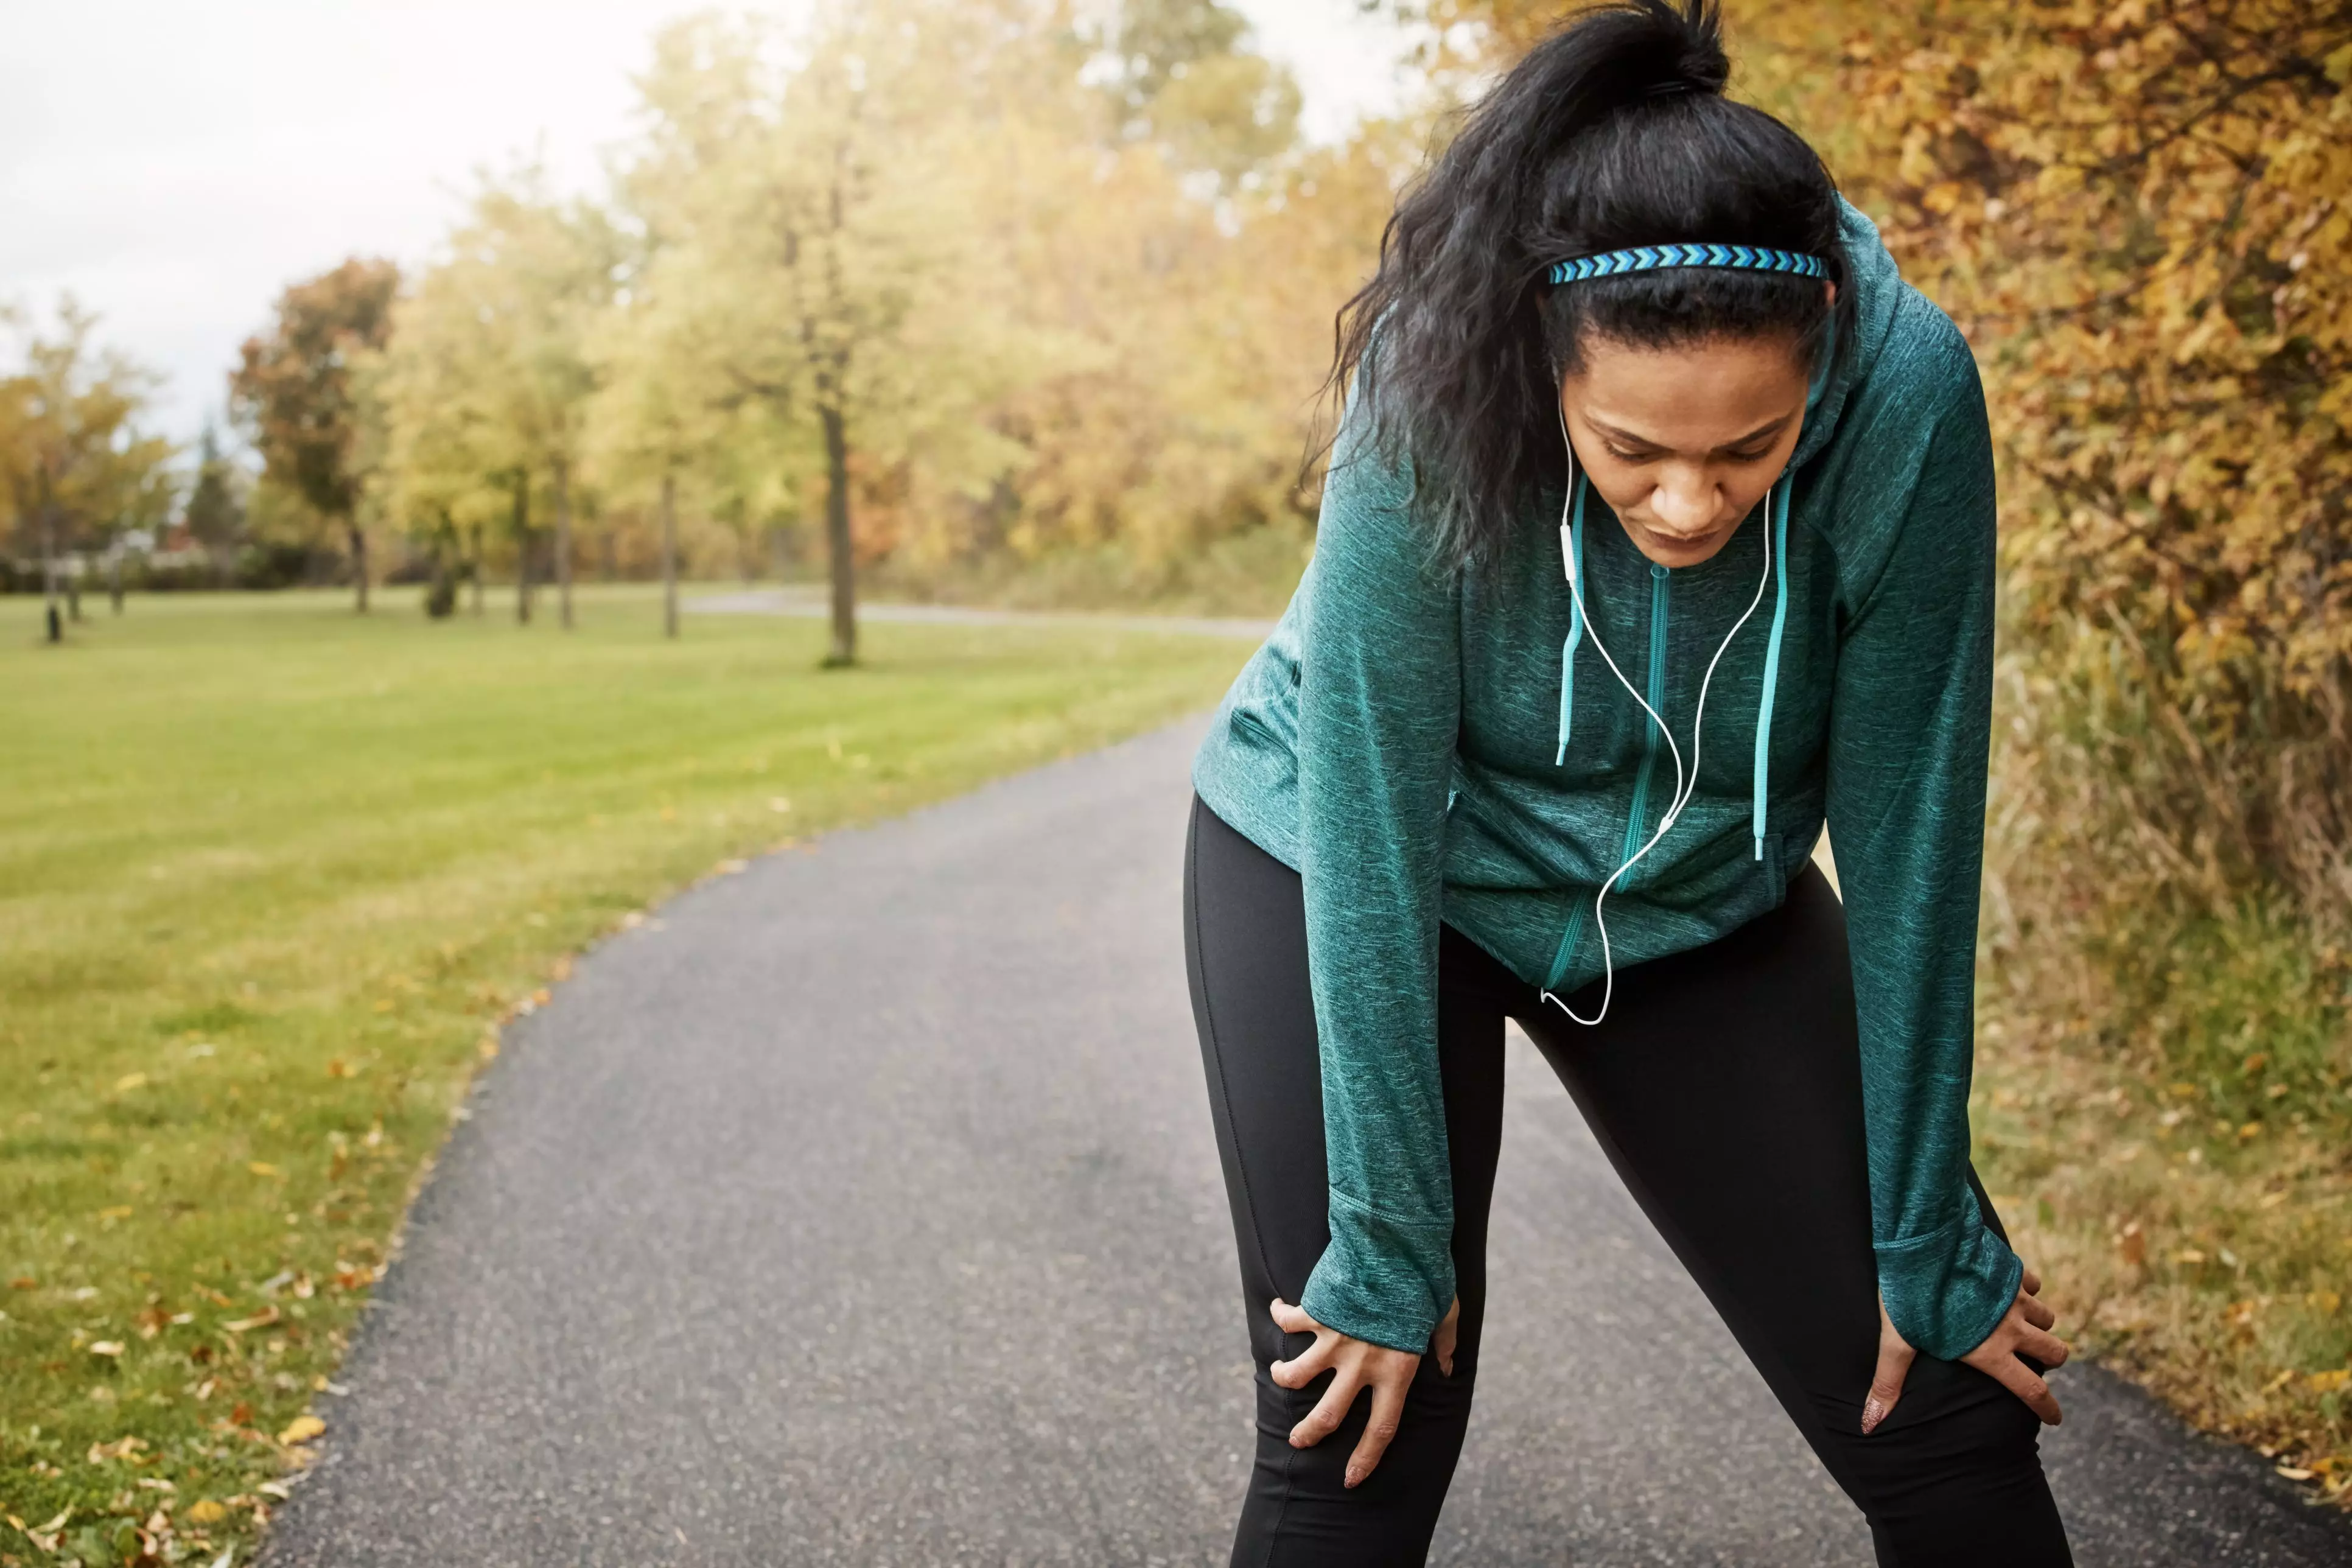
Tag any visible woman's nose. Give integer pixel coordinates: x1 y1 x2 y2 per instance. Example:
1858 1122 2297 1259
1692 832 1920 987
1649 479 1716 537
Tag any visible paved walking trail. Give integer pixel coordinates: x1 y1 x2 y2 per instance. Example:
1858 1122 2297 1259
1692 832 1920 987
267 715 2352 1566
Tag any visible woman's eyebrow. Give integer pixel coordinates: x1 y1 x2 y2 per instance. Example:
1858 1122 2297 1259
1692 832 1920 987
1590 413 1794 453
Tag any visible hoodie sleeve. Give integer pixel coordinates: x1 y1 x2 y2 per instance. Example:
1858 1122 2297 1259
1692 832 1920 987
1292 385 1463 1356
1825 334 2023 1362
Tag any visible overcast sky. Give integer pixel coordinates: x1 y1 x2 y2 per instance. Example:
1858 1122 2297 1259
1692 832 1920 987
0 0 1414 447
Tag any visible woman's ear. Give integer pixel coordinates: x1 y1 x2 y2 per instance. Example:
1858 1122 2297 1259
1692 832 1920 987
1825 282 1839 308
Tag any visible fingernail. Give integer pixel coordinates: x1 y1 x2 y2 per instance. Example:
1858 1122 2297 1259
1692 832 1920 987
1344 1469 1360 1489
1860 1397 1885 1435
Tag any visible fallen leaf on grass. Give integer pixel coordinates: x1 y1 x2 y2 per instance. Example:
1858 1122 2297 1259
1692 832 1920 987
247 1162 281 1178
220 1306 279 1334
2308 1368 2351 1393
114 1073 149 1093
256 1481 291 1500
184 1500 228 1526
89 1340 126 1357
277 1415 324 1445
88 1436 147 1462
14 1507 71 1552
2279 1465 2317 1480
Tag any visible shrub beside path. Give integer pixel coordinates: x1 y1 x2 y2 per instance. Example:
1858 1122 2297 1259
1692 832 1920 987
265 717 2352 1566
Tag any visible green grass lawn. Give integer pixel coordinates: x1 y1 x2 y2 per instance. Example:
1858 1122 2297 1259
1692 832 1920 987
0 587 1250 1566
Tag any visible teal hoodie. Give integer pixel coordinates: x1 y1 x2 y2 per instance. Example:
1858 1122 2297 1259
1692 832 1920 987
1189 200 2020 1363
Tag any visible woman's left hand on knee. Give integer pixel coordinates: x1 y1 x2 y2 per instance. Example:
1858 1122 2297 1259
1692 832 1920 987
1860 1266 2070 1435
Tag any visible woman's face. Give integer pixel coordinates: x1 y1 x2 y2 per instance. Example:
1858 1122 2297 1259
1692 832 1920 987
1558 331 1813 569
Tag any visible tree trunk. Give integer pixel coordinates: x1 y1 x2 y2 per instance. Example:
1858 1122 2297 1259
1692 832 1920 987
660 471 679 641
513 477 533 626
553 455 575 631
349 522 369 613
41 507 61 643
821 401 855 668
108 550 124 614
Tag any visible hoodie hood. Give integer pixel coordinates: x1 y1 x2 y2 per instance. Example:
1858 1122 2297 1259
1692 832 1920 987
1790 197 1905 472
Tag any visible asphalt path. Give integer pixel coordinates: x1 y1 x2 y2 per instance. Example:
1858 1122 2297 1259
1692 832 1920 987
267 714 2352 1566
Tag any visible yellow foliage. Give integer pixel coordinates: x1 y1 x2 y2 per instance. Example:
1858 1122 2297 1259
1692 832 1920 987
1832 0 2352 921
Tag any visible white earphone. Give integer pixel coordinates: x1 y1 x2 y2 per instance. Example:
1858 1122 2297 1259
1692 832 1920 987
1538 407 1777 1026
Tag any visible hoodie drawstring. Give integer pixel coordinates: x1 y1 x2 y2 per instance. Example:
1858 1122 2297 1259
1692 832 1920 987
1752 469 1793 861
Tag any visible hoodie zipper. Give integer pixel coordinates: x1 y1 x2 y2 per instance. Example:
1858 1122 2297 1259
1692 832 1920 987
1617 562 1673 887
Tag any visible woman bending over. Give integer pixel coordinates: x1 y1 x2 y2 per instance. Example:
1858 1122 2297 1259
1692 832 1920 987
1182 2 2074 1562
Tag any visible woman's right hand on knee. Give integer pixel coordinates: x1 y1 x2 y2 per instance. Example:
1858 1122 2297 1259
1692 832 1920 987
1267 1295 1461 1488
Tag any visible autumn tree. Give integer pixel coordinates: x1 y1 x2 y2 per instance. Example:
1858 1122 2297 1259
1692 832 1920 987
939 0 1384 590
1104 0 1303 184
1829 1 2352 928
375 177 618 628
612 2 1034 665
0 299 176 641
230 257 399 612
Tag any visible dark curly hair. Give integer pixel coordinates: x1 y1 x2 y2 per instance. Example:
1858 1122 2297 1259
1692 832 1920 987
1330 0 1854 567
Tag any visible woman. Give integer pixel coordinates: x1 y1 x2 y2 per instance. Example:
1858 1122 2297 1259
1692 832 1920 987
1180 2 2075 1563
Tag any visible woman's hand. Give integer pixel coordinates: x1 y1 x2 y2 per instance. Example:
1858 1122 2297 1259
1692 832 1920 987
1861 1266 2070 1435
1267 1295 1461 1488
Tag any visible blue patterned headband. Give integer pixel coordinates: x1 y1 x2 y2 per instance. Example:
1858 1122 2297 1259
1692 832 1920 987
1547 243 1829 285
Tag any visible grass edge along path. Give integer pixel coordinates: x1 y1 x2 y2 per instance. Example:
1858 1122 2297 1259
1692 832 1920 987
1 589 1251 1567
1970 911 2352 1510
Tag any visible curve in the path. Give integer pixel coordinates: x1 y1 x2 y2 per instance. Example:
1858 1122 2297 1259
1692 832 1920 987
265 716 2351 1567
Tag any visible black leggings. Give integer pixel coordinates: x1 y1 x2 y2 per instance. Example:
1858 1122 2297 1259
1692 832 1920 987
1181 794 2071 1567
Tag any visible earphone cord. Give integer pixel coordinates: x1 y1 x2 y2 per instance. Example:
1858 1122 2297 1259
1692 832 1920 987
1539 415 1777 1027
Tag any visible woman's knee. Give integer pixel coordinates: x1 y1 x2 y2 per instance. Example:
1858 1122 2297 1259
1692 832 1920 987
1236 1355 1478 1564
1825 1364 2069 1566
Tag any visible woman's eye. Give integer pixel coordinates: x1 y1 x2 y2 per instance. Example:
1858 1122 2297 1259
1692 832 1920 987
1605 446 1654 463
